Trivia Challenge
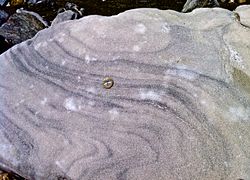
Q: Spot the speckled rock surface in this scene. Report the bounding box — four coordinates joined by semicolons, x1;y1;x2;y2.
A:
0;5;250;180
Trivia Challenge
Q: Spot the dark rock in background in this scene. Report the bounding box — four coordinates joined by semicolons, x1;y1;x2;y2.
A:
182;0;220;12
0;0;8;6
0;10;9;25
0;10;47;46
51;10;78;25
182;0;250;12
10;0;24;6
0;35;11;54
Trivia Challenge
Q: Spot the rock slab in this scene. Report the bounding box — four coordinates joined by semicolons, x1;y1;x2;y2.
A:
0;5;250;180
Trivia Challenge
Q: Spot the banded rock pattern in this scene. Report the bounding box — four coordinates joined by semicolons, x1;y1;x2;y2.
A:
0;5;250;180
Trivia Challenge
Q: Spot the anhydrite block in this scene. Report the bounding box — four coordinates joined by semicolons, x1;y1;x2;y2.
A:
0;6;250;179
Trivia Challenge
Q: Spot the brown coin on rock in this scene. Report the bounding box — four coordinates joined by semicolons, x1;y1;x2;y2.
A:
102;77;114;89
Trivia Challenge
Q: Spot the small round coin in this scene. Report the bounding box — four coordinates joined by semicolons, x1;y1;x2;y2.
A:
102;77;114;89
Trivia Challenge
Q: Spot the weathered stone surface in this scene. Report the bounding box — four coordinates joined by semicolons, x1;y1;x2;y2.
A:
0;5;250;180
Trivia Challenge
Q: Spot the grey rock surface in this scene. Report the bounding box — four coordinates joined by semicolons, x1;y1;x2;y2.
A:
0;5;250;180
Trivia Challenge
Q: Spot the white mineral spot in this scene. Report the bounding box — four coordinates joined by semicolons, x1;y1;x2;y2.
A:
54;33;66;43
165;69;198;81
161;23;170;33
75;47;86;56
55;160;66;170
178;70;198;80
133;45;141;52
229;47;245;69
77;76;81;80
14;99;25;107
200;99;207;105
86;87;96;94
139;90;161;101
63;139;70;145
61;61;66;65
109;108;119;120
64;97;78;111
88;101;95;106
34;43;42;50
34;42;48;50
57;37;64;43
134;23;147;34
229;106;250;121
41;97;48;105
29;85;34;89
85;54;97;64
